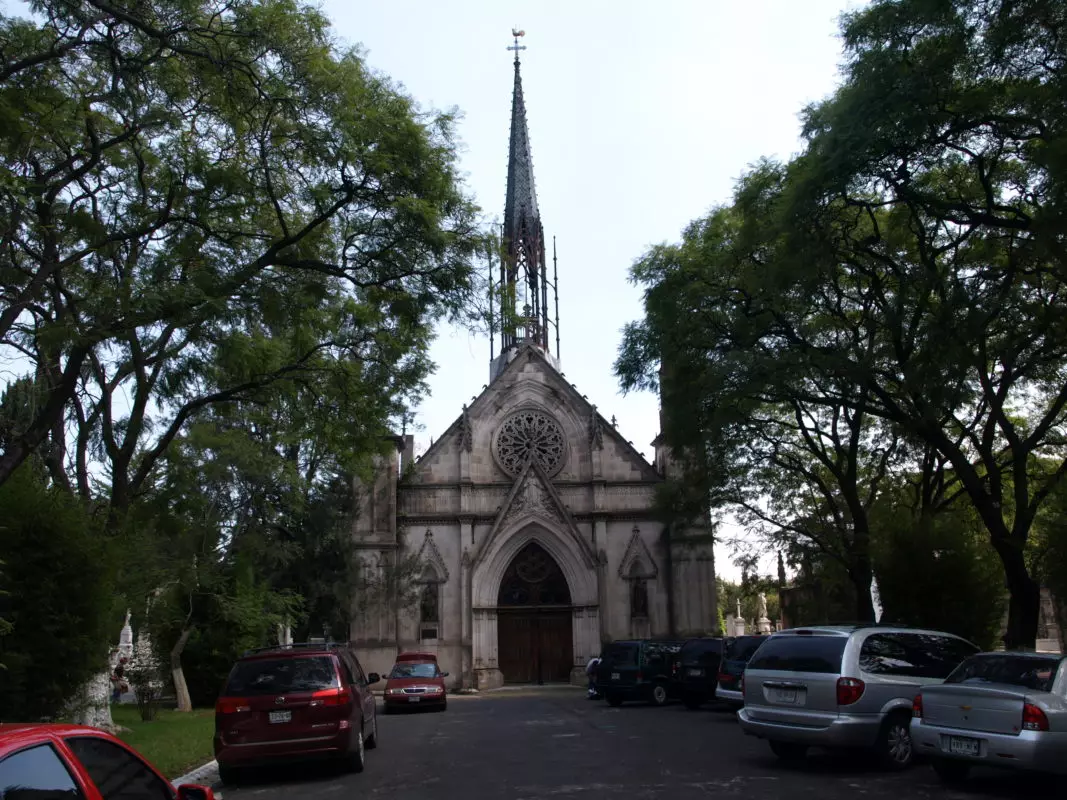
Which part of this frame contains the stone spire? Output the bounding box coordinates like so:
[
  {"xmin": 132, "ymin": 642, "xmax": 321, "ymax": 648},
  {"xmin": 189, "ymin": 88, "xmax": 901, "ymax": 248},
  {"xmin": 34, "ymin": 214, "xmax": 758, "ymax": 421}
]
[{"xmin": 497, "ymin": 29, "xmax": 555, "ymax": 359}]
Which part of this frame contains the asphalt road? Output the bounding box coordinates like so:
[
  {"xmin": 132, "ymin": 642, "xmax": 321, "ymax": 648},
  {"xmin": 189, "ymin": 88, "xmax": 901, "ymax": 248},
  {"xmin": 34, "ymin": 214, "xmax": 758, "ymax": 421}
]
[{"xmin": 218, "ymin": 688, "xmax": 1057, "ymax": 800}]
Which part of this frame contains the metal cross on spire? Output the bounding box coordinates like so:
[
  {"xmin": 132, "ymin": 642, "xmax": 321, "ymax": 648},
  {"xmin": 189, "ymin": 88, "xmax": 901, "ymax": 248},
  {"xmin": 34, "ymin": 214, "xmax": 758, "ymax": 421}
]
[{"xmin": 507, "ymin": 28, "xmax": 526, "ymax": 63}]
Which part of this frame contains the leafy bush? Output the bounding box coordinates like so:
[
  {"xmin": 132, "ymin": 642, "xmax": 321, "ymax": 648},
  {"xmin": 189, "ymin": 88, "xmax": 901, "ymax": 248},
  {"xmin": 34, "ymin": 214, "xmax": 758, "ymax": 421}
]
[{"xmin": 0, "ymin": 468, "xmax": 112, "ymax": 720}]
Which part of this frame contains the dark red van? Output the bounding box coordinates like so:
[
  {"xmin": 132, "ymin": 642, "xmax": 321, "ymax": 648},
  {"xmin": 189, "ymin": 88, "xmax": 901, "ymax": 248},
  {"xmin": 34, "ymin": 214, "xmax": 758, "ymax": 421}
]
[{"xmin": 213, "ymin": 643, "xmax": 380, "ymax": 784}]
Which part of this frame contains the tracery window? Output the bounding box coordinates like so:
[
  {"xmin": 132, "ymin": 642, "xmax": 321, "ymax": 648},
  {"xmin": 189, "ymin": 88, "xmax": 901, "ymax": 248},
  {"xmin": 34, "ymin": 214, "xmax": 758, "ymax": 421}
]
[
  {"xmin": 497, "ymin": 542, "xmax": 572, "ymax": 606},
  {"xmin": 495, "ymin": 410, "xmax": 566, "ymax": 477}
]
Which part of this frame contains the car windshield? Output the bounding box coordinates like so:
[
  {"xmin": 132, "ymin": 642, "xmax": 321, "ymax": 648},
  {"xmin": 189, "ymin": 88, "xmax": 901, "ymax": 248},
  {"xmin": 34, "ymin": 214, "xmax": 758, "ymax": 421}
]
[
  {"xmin": 391, "ymin": 662, "xmax": 437, "ymax": 679},
  {"xmin": 681, "ymin": 640, "xmax": 722, "ymax": 665},
  {"xmin": 946, "ymin": 654, "xmax": 1062, "ymax": 693},
  {"xmin": 224, "ymin": 656, "xmax": 337, "ymax": 696}
]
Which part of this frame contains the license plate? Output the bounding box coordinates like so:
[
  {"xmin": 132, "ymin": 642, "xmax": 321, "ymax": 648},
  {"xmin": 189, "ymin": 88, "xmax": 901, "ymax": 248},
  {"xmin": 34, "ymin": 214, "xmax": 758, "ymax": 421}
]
[
  {"xmin": 611, "ymin": 672, "xmax": 620, "ymax": 680},
  {"xmin": 687, "ymin": 668, "xmax": 703, "ymax": 677},
  {"xmin": 408, "ymin": 696, "xmax": 421, "ymax": 703},
  {"xmin": 771, "ymin": 688, "xmax": 797, "ymax": 704},
  {"xmin": 268, "ymin": 710, "xmax": 291, "ymax": 724},
  {"xmin": 947, "ymin": 736, "xmax": 980, "ymax": 757}
]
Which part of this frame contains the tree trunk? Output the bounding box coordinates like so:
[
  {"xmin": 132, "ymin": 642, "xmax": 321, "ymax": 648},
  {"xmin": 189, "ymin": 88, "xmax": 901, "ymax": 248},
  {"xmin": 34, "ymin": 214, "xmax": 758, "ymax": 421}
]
[
  {"xmin": 170, "ymin": 627, "xmax": 193, "ymax": 712},
  {"xmin": 993, "ymin": 540, "xmax": 1041, "ymax": 649}
]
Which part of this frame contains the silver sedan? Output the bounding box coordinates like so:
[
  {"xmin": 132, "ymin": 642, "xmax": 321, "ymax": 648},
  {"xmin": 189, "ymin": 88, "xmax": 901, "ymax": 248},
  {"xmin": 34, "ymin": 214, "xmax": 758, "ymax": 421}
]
[{"xmin": 911, "ymin": 651, "xmax": 1067, "ymax": 782}]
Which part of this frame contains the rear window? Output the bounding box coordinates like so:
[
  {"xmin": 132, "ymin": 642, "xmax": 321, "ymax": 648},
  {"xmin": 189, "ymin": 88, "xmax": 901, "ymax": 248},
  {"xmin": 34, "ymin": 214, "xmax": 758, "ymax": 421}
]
[
  {"xmin": 603, "ymin": 643, "xmax": 638, "ymax": 667},
  {"xmin": 747, "ymin": 635, "xmax": 847, "ymax": 674},
  {"xmin": 390, "ymin": 662, "xmax": 438, "ymax": 679},
  {"xmin": 860, "ymin": 633, "xmax": 979, "ymax": 679},
  {"xmin": 724, "ymin": 636, "xmax": 765, "ymax": 662},
  {"xmin": 680, "ymin": 639, "xmax": 723, "ymax": 665},
  {"xmin": 225, "ymin": 656, "xmax": 338, "ymax": 696},
  {"xmin": 946, "ymin": 654, "xmax": 1063, "ymax": 693}
]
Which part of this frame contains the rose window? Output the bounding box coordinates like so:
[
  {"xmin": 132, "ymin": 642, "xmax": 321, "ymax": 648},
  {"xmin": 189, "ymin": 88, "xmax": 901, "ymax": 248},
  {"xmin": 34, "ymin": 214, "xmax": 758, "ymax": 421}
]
[{"xmin": 495, "ymin": 410, "xmax": 566, "ymax": 477}]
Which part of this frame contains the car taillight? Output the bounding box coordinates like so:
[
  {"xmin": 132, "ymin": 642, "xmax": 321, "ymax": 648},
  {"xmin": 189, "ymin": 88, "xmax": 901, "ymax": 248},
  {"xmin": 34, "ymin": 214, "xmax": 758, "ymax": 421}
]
[
  {"xmin": 912, "ymin": 694, "xmax": 923, "ymax": 719},
  {"xmin": 836, "ymin": 677, "xmax": 865, "ymax": 706},
  {"xmin": 717, "ymin": 672, "xmax": 731, "ymax": 684},
  {"xmin": 636, "ymin": 672, "xmax": 643, "ymax": 682},
  {"xmin": 310, "ymin": 687, "xmax": 352, "ymax": 707},
  {"xmin": 1022, "ymin": 703, "xmax": 1049, "ymax": 732},
  {"xmin": 216, "ymin": 697, "xmax": 251, "ymax": 714}
]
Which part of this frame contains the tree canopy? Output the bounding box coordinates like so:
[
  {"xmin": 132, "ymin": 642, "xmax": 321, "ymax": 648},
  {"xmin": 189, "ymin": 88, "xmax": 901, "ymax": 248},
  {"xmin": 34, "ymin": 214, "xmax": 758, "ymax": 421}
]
[{"xmin": 618, "ymin": 0, "xmax": 1067, "ymax": 648}]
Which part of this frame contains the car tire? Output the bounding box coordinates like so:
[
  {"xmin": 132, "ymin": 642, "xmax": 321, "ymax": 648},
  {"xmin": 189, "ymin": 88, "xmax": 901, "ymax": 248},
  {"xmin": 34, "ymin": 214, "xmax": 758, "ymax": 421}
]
[
  {"xmin": 877, "ymin": 712, "xmax": 914, "ymax": 771},
  {"xmin": 346, "ymin": 728, "xmax": 366, "ymax": 773},
  {"xmin": 768, "ymin": 740, "xmax": 808, "ymax": 762},
  {"xmin": 217, "ymin": 763, "xmax": 242, "ymax": 786},
  {"xmin": 606, "ymin": 692, "xmax": 624, "ymax": 707},
  {"xmin": 650, "ymin": 683, "xmax": 669, "ymax": 706},
  {"xmin": 365, "ymin": 713, "xmax": 378, "ymax": 750},
  {"xmin": 931, "ymin": 758, "xmax": 971, "ymax": 784}
]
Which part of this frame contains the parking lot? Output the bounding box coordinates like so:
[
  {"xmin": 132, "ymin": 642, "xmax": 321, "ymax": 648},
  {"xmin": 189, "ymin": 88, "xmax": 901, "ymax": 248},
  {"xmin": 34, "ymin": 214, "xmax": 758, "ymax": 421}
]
[{"xmin": 218, "ymin": 687, "xmax": 1057, "ymax": 799}]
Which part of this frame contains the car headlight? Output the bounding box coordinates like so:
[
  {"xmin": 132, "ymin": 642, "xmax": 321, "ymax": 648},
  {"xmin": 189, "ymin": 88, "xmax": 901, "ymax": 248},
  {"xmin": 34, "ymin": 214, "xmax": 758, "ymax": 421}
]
[{"xmin": 387, "ymin": 688, "xmax": 407, "ymax": 695}]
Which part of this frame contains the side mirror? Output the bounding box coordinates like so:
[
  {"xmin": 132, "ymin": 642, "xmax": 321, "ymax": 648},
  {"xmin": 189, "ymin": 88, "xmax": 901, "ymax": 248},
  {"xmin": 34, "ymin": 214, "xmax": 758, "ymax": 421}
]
[
  {"xmin": 177, "ymin": 785, "xmax": 215, "ymax": 800},
  {"xmin": 440, "ymin": 671, "xmax": 450, "ymax": 677},
  {"xmin": 366, "ymin": 672, "xmax": 380, "ymax": 685}
]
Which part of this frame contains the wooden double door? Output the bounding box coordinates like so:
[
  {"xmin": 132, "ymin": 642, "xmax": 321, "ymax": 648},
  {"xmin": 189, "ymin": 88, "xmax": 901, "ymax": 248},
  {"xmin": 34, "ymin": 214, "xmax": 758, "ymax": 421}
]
[{"xmin": 497, "ymin": 608, "xmax": 573, "ymax": 684}]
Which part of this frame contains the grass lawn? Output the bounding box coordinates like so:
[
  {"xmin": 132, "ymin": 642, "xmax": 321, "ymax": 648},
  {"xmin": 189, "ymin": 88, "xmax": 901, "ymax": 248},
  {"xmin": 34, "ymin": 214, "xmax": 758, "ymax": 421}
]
[{"xmin": 111, "ymin": 705, "xmax": 216, "ymax": 780}]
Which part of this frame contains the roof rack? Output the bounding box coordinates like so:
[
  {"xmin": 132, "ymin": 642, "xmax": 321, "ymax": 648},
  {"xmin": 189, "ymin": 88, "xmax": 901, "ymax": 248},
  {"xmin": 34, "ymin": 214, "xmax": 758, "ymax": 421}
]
[{"xmin": 240, "ymin": 641, "xmax": 354, "ymax": 658}]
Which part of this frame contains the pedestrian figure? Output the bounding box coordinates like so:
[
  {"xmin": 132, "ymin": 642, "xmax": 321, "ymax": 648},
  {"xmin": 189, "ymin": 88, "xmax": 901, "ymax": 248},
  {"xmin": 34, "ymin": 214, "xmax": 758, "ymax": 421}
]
[
  {"xmin": 110, "ymin": 657, "xmax": 129, "ymax": 703},
  {"xmin": 585, "ymin": 655, "xmax": 602, "ymax": 699}
]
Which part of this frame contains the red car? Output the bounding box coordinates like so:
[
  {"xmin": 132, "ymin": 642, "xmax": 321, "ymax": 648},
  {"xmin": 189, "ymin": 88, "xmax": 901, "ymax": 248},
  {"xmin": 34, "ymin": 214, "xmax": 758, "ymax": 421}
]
[
  {"xmin": 0, "ymin": 722, "xmax": 216, "ymax": 800},
  {"xmin": 214, "ymin": 642, "xmax": 380, "ymax": 784},
  {"xmin": 383, "ymin": 651, "xmax": 449, "ymax": 713}
]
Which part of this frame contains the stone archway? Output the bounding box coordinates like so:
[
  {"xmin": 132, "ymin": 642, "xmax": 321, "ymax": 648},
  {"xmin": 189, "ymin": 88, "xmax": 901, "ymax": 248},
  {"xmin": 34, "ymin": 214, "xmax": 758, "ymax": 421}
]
[{"xmin": 496, "ymin": 542, "xmax": 574, "ymax": 683}]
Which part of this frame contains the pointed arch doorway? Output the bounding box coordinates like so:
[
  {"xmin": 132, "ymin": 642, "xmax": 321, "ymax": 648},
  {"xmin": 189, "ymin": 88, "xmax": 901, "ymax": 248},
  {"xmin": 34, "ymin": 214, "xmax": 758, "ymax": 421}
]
[{"xmin": 496, "ymin": 541, "xmax": 574, "ymax": 684}]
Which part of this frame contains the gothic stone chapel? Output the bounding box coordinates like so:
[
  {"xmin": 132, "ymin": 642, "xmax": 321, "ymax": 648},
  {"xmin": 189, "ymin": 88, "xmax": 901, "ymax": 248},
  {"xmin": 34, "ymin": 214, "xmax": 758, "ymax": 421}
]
[{"xmin": 349, "ymin": 35, "xmax": 718, "ymax": 690}]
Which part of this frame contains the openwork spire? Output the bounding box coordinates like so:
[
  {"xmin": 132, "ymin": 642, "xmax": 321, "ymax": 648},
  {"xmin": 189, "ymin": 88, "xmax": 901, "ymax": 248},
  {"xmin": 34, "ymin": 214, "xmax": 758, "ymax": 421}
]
[{"xmin": 495, "ymin": 29, "xmax": 556, "ymax": 358}]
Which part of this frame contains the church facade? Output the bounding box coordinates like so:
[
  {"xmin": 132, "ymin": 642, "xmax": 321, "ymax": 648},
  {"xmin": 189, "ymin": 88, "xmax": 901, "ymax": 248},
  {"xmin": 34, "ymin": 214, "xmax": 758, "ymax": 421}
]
[{"xmin": 349, "ymin": 39, "xmax": 717, "ymax": 690}]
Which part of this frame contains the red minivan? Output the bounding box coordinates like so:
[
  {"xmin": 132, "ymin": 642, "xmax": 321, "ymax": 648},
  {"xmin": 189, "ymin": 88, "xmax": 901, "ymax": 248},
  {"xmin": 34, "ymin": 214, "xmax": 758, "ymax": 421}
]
[{"xmin": 213, "ymin": 643, "xmax": 380, "ymax": 784}]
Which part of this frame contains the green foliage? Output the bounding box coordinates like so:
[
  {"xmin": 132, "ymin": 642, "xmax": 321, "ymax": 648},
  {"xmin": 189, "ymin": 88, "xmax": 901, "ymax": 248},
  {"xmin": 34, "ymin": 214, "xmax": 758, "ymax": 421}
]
[
  {"xmin": 112, "ymin": 706, "xmax": 216, "ymax": 780},
  {"xmin": 617, "ymin": 0, "xmax": 1067, "ymax": 647},
  {"xmin": 0, "ymin": 468, "xmax": 111, "ymax": 720},
  {"xmin": 0, "ymin": 0, "xmax": 485, "ymax": 489},
  {"xmin": 872, "ymin": 501, "xmax": 1005, "ymax": 649}
]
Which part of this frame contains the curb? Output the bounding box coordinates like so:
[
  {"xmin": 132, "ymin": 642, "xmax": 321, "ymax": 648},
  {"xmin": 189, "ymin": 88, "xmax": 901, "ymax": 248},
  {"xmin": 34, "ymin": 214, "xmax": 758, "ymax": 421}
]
[{"xmin": 171, "ymin": 759, "xmax": 220, "ymax": 789}]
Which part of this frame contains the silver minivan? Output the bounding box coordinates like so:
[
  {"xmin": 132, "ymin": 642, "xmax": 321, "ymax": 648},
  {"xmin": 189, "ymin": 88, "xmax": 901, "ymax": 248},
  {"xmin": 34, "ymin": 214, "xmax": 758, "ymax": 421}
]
[{"xmin": 737, "ymin": 625, "xmax": 979, "ymax": 769}]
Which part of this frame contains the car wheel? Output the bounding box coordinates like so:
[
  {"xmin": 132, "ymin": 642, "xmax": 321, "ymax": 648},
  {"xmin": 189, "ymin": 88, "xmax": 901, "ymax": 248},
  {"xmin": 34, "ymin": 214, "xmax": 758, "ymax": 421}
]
[
  {"xmin": 768, "ymin": 740, "xmax": 808, "ymax": 762},
  {"xmin": 365, "ymin": 712, "xmax": 378, "ymax": 750},
  {"xmin": 683, "ymin": 693, "xmax": 702, "ymax": 710},
  {"xmin": 217, "ymin": 763, "xmax": 242, "ymax": 786},
  {"xmin": 650, "ymin": 683, "xmax": 669, "ymax": 706},
  {"xmin": 878, "ymin": 712, "xmax": 914, "ymax": 770},
  {"xmin": 931, "ymin": 758, "xmax": 971, "ymax": 784},
  {"xmin": 606, "ymin": 692, "xmax": 624, "ymax": 707},
  {"xmin": 346, "ymin": 728, "xmax": 366, "ymax": 773}
]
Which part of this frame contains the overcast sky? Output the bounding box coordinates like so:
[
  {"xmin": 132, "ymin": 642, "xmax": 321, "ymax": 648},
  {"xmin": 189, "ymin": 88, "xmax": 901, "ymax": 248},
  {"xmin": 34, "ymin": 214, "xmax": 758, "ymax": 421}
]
[
  {"xmin": 318, "ymin": 0, "xmax": 868, "ymax": 579},
  {"xmin": 1, "ymin": 0, "xmax": 868, "ymax": 582}
]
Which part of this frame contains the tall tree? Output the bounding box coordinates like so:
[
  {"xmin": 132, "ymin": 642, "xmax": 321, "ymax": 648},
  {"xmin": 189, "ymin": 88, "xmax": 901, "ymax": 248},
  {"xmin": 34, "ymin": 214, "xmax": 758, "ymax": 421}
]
[
  {"xmin": 0, "ymin": 0, "xmax": 483, "ymax": 489},
  {"xmin": 619, "ymin": 0, "xmax": 1067, "ymax": 648}
]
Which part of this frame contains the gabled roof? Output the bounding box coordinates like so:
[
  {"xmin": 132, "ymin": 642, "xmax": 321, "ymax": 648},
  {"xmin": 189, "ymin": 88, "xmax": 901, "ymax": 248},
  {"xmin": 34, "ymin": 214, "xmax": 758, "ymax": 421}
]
[
  {"xmin": 410, "ymin": 342, "xmax": 660, "ymax": 481},
  {"xmin": 472, "ymin": 455, "xmax": 596, "ymax": 568}
]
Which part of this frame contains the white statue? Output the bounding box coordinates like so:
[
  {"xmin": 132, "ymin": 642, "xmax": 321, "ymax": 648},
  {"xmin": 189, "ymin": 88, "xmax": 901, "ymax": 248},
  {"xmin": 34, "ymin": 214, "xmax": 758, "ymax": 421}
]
[{"xmin": 758, "ymin": 592, "xmax": 769, "ymax": 620}]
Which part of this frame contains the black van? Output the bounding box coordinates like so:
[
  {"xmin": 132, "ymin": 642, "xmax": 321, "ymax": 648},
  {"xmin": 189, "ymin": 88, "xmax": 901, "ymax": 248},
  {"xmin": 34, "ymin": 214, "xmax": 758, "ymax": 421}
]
[
  {"xmin": 597, "ymin": 639, "xmax": 686, "ymax": 707},
  {"xmin": 673, "ymin": 637, "xmax": 725, "ymax": 709}
]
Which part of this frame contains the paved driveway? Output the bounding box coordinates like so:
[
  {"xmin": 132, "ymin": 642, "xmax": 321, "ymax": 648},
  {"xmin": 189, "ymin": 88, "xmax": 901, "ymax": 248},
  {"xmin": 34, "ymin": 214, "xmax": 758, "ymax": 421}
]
[{"xmin": 218, "ymin": 688, "xmax": 1057, "ymax": 800}]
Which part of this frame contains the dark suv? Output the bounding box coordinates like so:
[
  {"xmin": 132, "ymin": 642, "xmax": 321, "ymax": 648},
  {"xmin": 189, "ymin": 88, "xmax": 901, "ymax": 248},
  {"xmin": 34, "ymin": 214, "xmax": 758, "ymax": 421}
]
[
  {"xmin": 214, "ymin": 642, "xmax": 380, "ymax": 784},
  {"xmin": 673, "ymin": 638, "xmax": 725, "ymax": 709},
  {"xmin": 598, "ymin": 639, "xmax": 686, "ymax": 707},
  {"xmin": 716, "ymin": 635, "xmax": 766, "ymax": 708}
]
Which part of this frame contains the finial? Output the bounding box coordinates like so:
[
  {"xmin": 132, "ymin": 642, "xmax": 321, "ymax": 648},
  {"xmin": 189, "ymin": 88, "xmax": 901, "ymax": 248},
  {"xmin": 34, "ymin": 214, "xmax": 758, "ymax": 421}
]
[{"xmin": 508, "ymin": 28, "xmax": 527, "ymax": 63}]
